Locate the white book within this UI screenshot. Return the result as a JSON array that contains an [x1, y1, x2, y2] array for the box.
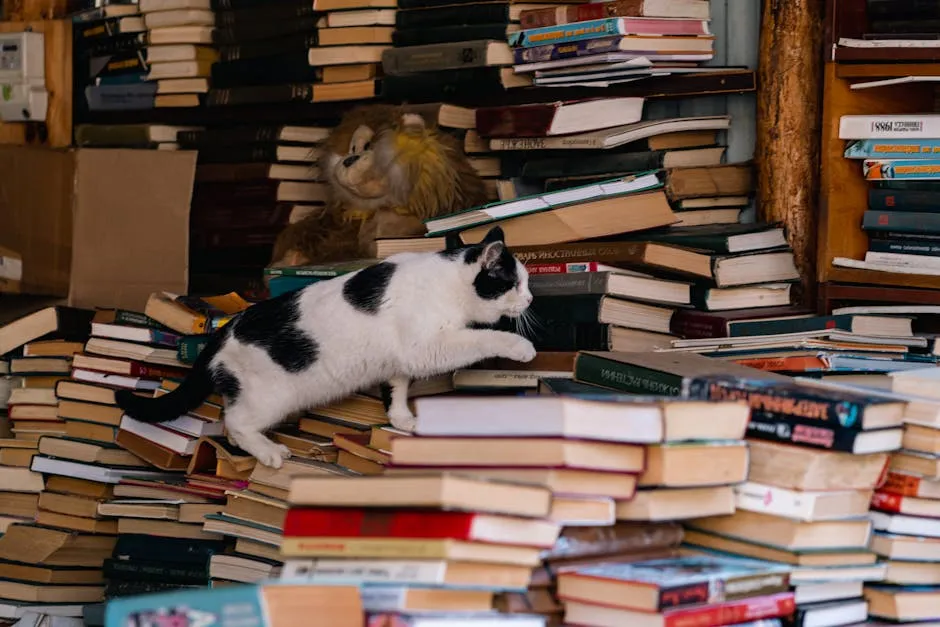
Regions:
[[871, 510, 940, 538], [119, 415, 197, 455], [839, 114, 940, 139], [30, 455, 168, 484], [734, 482, 872, 522]]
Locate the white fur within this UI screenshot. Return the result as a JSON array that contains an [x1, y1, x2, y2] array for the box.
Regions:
[[213, 245, 534, 468]]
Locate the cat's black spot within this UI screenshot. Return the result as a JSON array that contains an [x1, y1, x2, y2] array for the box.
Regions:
[[463, 245, 484, 265], [232, 289, 319, 373], [473, 245, 519, 300], [343, 262, 396, 314], [213, 364, 241, 402]]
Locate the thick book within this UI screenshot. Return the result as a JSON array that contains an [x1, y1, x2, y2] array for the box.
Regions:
[[219, 32, 319, 62], [395, 3, 520, 28], [207, 80, 376, 106], [863, 210, 940, 234], [283, 509, 559, 547], [869, 187, 940, 212], [211, 51, 321, 88], [556, 555, 788, 612], [869, 237, 940, 256], [194, 143, 320, 164], [195, 163, 318, 183], [103, 558, 209, 584], [564, 592, 795, 627], [214, 1, 316, 26], [519, 0, 710, 29], [382, 40, 513, 74], [510, 16, 711, 48], [0, 307, 95, 357], [518, 147, 724, 179], [840, 115, 940, 140], [845, 138, 940, 159], [180, 126, 330, 148], [668, 308, 888, 339], [393, 23, 517, 47], [381, 67, 528, 102], [212, 16, 320, 45], [475, 98, 644, 138], [513, 34, 713, 64]]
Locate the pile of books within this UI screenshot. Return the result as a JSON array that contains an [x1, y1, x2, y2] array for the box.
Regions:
[[72, 1, 153, 113], [511, 0, 715, 88], [139, 0, 217, 108], [207, 0, 380, 107], [835, 114, 940, 278], [172, 126, 331, 289]]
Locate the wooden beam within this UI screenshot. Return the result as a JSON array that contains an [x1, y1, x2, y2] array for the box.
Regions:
[[0, 19, 72, 147], [4, 0, 69, 21], [756, 0, 824, 307]]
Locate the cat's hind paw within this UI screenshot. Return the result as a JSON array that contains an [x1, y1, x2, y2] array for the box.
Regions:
[[389, 409, 418, 433]]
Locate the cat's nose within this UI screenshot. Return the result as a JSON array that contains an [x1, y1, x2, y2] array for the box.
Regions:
[[523, 293, 533, 306], [343, 154, 360, 168]]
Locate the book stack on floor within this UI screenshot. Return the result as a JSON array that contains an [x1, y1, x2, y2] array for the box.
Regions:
[[72, 1, 153, 114], [207, 0, 382, 107], [511, 0, 714, 89], [835, 115, 940, 277], [280, 473, 560, 623], [139, 0, 218, 108], [6, 339, 83, 442], [173, 125, 332, 289], [74, 123, 201, 150]]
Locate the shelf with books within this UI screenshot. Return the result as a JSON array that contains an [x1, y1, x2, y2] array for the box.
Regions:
[[817, 58, 940, 293], [837, 63, 940, 79]]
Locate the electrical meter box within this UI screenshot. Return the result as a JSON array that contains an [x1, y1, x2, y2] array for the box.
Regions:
[[0, 32, 46, 122]]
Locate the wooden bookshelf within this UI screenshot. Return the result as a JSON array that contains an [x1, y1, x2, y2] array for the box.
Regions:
[[817, 0, 940, 293]]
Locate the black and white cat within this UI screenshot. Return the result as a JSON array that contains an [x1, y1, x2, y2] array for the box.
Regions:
[[117, 227, 535, 468]]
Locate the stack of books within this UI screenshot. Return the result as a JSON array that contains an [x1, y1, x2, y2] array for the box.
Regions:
[[6, 339, 82, 440], [72, 1, 153, 113], [139, 0, 218, 108], [281, 473, 559, 622], [836, 115, 940, 278], [74, 123, 201, 150], [173, 125, 331, 287], [512, 0, 715, 88], [207, 0, 380, 106]]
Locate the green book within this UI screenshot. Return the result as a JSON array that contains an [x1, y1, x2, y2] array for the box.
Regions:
[[263, 259, 378, 278]]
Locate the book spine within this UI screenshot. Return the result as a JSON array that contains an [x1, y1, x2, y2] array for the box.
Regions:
[[734, 484, 817, 520], [862, 210, 940, 234], [870, 490, 907, 515], [206, 84, 314, 106], [519, 4, 600, 29], [845, 139, 940, 160], [725, 314, 852, 338], [394, 4, 509, 29], [840, 116, 940, 140], [661, 592, 795, 627], [528, 273, 609, 296], [514, 242, 648, 265], [177, 336, 208, 365], [869, 188, 940, 212], [282, 559, 450, 586], [744, 411, 866, 453], [488, 136, 602, 150], [864, 159, 940, 181], [658, 573, 789, 610], [669, 311, 728, 338], [881, 471, 926, 497], [382, 41, 499, 75], [574, 352, 683, 395], [683, 377, 872, 434], [529, 295, 604, 322], [729, 355, 827, 373], [112, 310, 163, 329], [531, 322, 611, 351], [509, 17, 622, 48], [103, 558, 209, 584], [476, 103, 561, 138], [128, 362, 189, 379], [283, 510, 476, 539], [525, 262, 604, 274]]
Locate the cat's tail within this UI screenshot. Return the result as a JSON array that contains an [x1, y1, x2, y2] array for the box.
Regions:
[[115, 332, 224, 423]]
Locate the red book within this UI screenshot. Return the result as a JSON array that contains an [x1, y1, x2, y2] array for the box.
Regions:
[[563, 591, 795, 627], [282, 508, 560, 548], [475, 98, 644, 138], [882, 471, 939, 498], [872, 489, 940, 518]]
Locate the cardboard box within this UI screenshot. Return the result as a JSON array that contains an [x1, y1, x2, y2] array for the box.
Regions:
[[0, 145, 196, 311]]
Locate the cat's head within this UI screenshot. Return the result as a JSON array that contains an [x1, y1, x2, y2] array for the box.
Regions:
[[452, 227, 532, 323]]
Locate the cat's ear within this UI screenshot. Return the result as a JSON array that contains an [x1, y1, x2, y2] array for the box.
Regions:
[[482, 226, 505, 245], [481, 240, 505, 269]]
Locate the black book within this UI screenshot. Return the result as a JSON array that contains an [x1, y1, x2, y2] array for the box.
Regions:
[[381, 67, 517, 102], [89, 50, 149, 80], [869, 187, 940, 213], [194, 143, 312, 163], [112, 534, 227, 565], [393, 23, 516, 47], [212, 16, 319, 45], [78, 33, 145, 57], [180, 126, 327, 148], [219, 31, 318, 62], [866, 0, 940, 20], [211, 50, 318, 88], [105, 579, 201, 599], [868, 237, 940, 257], [863, 210, 940, 235], [215, 0, 317, 26], [520, 148, 719, 179], [396, 3, 514, 28], [103, 558, 210, 585], [207, 83, 314, 106], [870, 18, 940, 33]]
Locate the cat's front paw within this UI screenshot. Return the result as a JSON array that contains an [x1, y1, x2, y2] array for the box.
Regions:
[[254, 442, 291, 469], [501, 336, 536, 363], [388, 409, 417, 433]]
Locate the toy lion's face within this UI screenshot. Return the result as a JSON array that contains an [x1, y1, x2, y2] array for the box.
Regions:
[[321, 106, 424, 212]]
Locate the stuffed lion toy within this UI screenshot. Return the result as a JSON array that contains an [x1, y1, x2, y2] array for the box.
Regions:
[[270, 105, 489, 267]]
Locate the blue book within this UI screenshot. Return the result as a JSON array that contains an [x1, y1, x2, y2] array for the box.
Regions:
[[509, 18, 636, 48], [864, 159, 940, 181], [845, 139, 940, 159], [105, 584, 265, 627]]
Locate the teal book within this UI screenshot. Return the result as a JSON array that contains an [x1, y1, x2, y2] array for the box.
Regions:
[[105, 583, 265, 627], [263, 259, 376, 278], [268, 276, 321, 298], [845, 139, 940, 159], [863, 159, 940, 181]]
